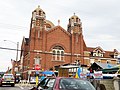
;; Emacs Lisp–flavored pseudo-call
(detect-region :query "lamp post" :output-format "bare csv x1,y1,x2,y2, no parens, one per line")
4,40,19,73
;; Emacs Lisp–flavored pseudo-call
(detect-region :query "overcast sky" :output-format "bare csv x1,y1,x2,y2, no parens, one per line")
0,0,120,72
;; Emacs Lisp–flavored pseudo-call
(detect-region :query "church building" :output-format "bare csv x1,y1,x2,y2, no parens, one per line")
19,6,119,79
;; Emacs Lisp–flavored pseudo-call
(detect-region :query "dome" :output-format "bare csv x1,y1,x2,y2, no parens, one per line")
45,20,54,30
68,13,81,26
33,5,45,15
32,6,46,20
67,13,82,34
70,13,79,20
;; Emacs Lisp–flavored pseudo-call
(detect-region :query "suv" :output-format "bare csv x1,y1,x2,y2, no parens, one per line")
0,74,15,87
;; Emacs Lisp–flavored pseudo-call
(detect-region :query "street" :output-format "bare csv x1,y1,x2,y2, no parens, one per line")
0,84,34,90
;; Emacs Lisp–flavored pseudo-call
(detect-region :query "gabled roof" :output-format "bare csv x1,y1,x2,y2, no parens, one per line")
88,62,117,70
87,46,118,58
93,46,105,53
87,46,105,53
96,62,116,69
47,25,71,36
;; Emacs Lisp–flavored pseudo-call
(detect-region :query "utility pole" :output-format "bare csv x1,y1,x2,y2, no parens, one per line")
16,42,19,66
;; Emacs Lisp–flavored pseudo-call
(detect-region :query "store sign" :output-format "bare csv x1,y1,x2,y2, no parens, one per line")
80,72,86,78
35,65,41,70
93,71,103,79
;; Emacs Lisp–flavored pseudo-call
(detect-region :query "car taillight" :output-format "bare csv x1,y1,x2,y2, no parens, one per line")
2,78,4,81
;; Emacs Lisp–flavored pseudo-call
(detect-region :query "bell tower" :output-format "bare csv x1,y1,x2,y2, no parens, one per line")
31,5,46,29
67,13,84,65
67,13,82,34
28,6,47,71
29,6,46,40
29,5,47,55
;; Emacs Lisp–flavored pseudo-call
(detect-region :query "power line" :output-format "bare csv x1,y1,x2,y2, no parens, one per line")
0,46,117,59
0,22,29,30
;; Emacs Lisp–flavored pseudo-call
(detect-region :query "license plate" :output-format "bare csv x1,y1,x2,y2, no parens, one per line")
6,78,11,80
7,81,10,83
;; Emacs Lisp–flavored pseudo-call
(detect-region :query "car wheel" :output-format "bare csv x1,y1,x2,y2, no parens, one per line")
11,84,15,87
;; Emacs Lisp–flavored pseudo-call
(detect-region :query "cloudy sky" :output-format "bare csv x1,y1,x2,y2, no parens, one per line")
0,0,120,72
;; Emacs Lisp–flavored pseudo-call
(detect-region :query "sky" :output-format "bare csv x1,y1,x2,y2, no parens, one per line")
0,0,120,72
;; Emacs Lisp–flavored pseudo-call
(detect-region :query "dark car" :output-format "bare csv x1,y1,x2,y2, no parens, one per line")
0,74,15,87
0,76,2,86
30,77,95,90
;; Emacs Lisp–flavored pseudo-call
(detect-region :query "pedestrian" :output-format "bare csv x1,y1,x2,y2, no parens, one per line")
40,74,46,80
100,84,106,90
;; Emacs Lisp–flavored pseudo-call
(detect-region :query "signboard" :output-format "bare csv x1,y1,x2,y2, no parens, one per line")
35,65,41,70
80,72,86,78
93,71,103,79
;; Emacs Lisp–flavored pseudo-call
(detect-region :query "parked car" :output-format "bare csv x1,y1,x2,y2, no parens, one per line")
30,77,95,90
30,77,36,84
0,74,15,87
0,76,2,86
30,76,41,84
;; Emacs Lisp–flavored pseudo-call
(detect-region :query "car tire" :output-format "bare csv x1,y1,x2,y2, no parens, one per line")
11,84,15,87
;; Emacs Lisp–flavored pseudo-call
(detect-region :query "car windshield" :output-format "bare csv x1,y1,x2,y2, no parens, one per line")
3,75,14,78
31,77,36,79
60,78,95,90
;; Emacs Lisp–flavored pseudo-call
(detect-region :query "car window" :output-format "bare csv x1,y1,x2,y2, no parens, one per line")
30,77,36,79
39,78,49,87
60,78,95,90
46,78,55,87
3,74,14,78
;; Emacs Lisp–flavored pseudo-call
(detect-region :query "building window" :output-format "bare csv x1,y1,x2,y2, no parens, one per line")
93,50,103,57
98,59,101,63
34,57,40,65
114,54,118,58
52,46,64,61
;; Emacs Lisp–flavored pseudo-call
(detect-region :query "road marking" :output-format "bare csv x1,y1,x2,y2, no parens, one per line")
18,86,24,89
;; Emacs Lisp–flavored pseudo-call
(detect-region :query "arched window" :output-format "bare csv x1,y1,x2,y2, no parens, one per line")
53,50,56,55
52,46,64,61
34,56,41,65
93,50,103,57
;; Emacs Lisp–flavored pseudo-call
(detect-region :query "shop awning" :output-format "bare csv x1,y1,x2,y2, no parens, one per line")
102,67,119,73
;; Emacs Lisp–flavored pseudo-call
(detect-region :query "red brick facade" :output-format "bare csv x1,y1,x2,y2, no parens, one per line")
19,6,119,79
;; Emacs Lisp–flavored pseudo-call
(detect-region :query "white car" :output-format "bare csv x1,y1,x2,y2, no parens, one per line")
0,74,15,87
30,76,41,84
30,77,36,84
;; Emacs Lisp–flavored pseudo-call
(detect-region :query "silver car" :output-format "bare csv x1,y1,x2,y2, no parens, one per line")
0,74,15,87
